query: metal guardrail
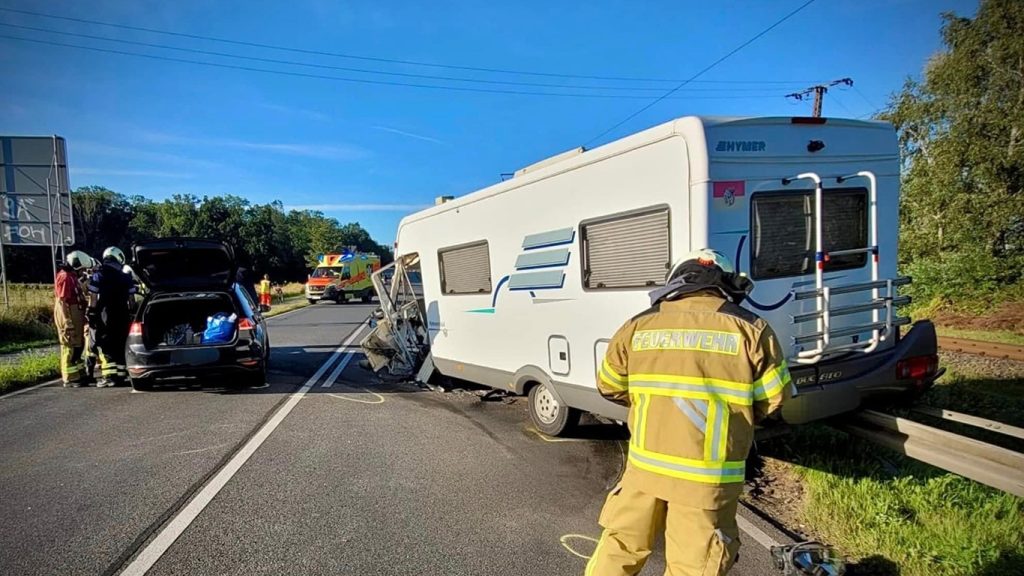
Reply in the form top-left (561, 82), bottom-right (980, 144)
top-left (837, 409), bottom-right (1024, 498)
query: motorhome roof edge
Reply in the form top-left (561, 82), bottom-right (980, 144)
top-left (394, 115), bottom-right (893, 253)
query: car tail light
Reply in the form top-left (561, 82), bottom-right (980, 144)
top-left (129, 322), bottom-right (143, 336)
top-left (896, 355), bottom-right (938, 380)
top-left (238, 318), bottom-right (255, 330)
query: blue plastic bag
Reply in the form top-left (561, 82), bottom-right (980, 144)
top-left (201, 313), bottom-right (237, 344)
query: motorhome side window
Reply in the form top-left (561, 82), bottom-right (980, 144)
top-left (750, 188), bottom-right (869, 280)
top-left (438, 241), bottom-right (493, 295)
top-left (581, 206), bottom-right (671, 289)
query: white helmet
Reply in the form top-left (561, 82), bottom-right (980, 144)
top-left (102, 246), bottom-right (126, 266)
top-left (667, 248), bottom-right (736, 282)
top-left (66, 250), bottom-right (93, 271)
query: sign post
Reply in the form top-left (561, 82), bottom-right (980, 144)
top-left (0, 189), bottom-right (7, 308)
top-left (0, 135), bottom-right (75, 299)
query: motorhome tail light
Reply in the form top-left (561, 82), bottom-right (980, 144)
top-left (238, 318), bottom-right (255, 331)
top-left (896, 355), bottom-right (938, 380)
top-left (129, 322), bottom-right (143, 336)
top-left (792, 117), bottom-right (827, 124)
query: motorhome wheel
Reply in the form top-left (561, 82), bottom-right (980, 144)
top-left (528, 382), bottom-right (580, 436)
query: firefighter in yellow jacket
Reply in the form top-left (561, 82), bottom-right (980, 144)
top-left (586, 249), bottom-right (791, 576)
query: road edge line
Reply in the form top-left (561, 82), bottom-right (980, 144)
top-left (0, 378), bottom-right (61, 400)
top-left (118, 321), bottom-right (367, 576)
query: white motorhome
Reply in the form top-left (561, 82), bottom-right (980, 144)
top-left (367, 116), bottom-right (939, 436)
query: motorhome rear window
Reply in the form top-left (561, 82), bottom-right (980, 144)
top-left (750, 188), bottom-right (868, 280)
top-left (438, 241), bottom-right (492, 295)
top-left (581, 206), bottom-right (671, 289)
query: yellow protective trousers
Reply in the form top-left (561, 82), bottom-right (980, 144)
top-left (99, 350), bottom-right (127, 384)
top-left (585, 483), bottom-right (740, 576)
top-left (54, 300), bottom-right (86, 384)
top-left (59, 345), bottom-right (85, 384)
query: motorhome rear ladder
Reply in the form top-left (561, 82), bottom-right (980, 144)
top-left (782, 171), bottom-right (912, 364)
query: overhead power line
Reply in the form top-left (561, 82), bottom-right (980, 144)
top-left (585, 0), bottom-right (819, 145)
top-left (0, 6), bottom-right (821, 86)
top-left (0, 34), bottom-right (789, 101)
top-left (0, 22), bottom-right (803, 93)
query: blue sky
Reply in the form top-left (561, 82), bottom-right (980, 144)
top-left (1, 0), bottom-right (976, 244)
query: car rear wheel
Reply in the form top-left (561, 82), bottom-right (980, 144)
top-left (130, 377), bottom-right (153, 392)
top-left (361, 290), bottom-right (373, 304)
top-left (528, 382), bottom-right (580, 437)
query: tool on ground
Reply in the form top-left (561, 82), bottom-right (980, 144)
top-left (771, 541), bottom-right (845, 575)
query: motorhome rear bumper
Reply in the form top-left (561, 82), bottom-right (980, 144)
top-left (781, 320), bottom-right (939, 424)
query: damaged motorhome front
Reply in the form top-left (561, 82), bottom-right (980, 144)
top-left (363, 116), bottom-right (940, 435)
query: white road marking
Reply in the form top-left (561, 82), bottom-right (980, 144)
top-left (0, 378), bottom-right (60, 400)
top-left (319, 345), bottom-right (358, 388)
top-left (736, 513), bottom-right (782, 550)
top-left (119, 322), bottom-right (367, 576)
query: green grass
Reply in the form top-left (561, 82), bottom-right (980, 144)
top-left (0, 339), bottom-right (56, 355)
top-left (1, 302), bottom-right (56, 348)
top-left (762, 360), bottom-right (1024, 575)
top-left (936, 327), bottom-right (1024, 346)
top-left (762, 425), bottom-right (1024, 576)
top-left (278, 282), bottom-right (306, 298)
top-left (0, 352), bottom-right (60, 395)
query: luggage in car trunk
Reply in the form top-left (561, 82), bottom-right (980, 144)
top-left (143, 293), bottom-right (237, 348)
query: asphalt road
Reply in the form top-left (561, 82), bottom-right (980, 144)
top-left (1, 302), bottom-right (788, 575)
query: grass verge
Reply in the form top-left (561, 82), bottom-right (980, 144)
top-left (937, 327), bottom-right (1024, 346)
top-left (754, 355), bottom-right (1024, 576)
top-left (0, 352), bottom-right (60, 395)
top-left (263, 296), bottom-right (310, 318)
top-left (761, 425), bottom-right (1023, 576)
top-left (0, 339), bottom-right (56, 355)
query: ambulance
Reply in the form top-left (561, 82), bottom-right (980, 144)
top-left (305, 249), bottom-right (380, 304)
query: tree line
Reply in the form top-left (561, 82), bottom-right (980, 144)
top-left (883, 0), bottom-right (1023, 309)
top-left (2, 187), bottom-right (394, 283)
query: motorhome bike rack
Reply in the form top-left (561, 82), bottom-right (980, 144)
top-left (782, 171), bottom-right (912, 364)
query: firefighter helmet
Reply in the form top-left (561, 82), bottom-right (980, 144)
top-left (65, 250), bottom-right (92, 271)
top-left (102, 246), bottom-right (126, 265)
top-left (667, 248), bottom-right (736, 281)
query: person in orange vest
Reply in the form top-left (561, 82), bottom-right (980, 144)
top-left (54, 251), bottom-right (92, 387)
top-left (586, 249), bottom-right (791, 576)
top-left (258, 274), bottom-right (272, 311)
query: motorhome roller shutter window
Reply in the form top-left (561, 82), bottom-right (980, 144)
top-left (751, 189), bottom-right (868, 280)
top-left (583, 208), bottom-right (670, 289)
top-left (439, 242), bottom-right (492, 294)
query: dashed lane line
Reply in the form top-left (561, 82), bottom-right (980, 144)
top-left (118, 321), bottom-right (367, 576)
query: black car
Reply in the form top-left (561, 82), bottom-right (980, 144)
top-left (125, 238), bottom-right (270, 390)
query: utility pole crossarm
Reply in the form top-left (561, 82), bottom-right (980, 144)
top-left (786, 77), bottom-right (854, 117)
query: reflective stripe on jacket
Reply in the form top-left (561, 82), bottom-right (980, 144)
top-left (597, 293), bottom-right (791, 508)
